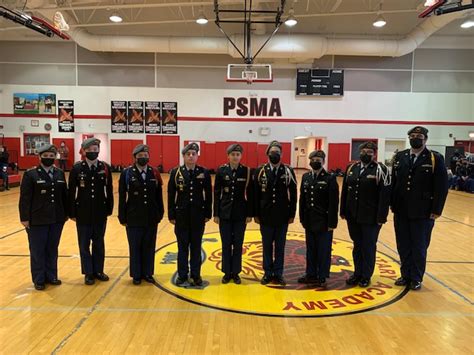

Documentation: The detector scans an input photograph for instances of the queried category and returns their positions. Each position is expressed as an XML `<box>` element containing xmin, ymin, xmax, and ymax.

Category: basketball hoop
<box><xmin>243</xmin><ymin>70</ymin><xmax>257</xmax><ymax>85</ymax></box>
<box><xmin>227</xmin><ymin>64</ymin><xmax>272</xmax><ymax>84</ymax></box>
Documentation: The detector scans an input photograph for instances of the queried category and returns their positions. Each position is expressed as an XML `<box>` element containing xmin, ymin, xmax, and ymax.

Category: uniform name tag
<box><xmin>237</xmin><ymin>178</ymin><xmax>246</xmax><ymax>182</ymax></box>
<box><xmin>196</xmin><ymin>173</ymin><xmax>205</xmax><ymax>179</ymax></box>
<box><xmin>57</xmin><ymin>180</ymin><xmax>65</xmax><ymax>183</ymax></box>
<box><xmin>41</xmin><ymin>190</ymin><xmax>46</xmax><ymax>194</ymax></box>
<box><xmin>36</xmin><ymin>180</ymin><xmax>46</xmax><ymax>184</ymax></box>
<box><xmin>97</xmin><ymin>171</ymin><xmax>105</xmax><ymax>175</ymax></box>
<box><xmin>317</xmin><ymin>181</ymin><xmax>327</xmax><ymax>185</ymax></box>
<box><xmin>366</xmin><ymin>175</ymin><xmax>376</xmax><ymax>179</ymax></box>
<box><xmin>421</xmin><ymin>164</ymin><xmax>433</xmax><ymax>168</ymax></box>
<box><xmin>134</xmin><ymin>191</ymin><xmax>139</xmax><ymax>195</ymax></box>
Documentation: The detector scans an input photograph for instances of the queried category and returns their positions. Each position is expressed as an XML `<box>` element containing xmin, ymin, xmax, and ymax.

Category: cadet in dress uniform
<box><xmin>340</xmin><ymin>142</ymin><xmax>391</xmax><ymax>288</ymax></box>
<box><xmin>68</xmin><ymin>138</ymin><xmax>114</xmax><ymax>285</ymax></box>
<box><xmin>391</xmin><ymin>126</ymin><xmax>448</xmax><ymax>290</ymax></box>
<box><xmin>214</xmin><ymin>143</ymin><xmax>253</xmax><ymax>284</ymax></box>
<box><xmin>118</xmin><ymin>144</ymin><xmax>164</xmax><ymax>285</ymax></box>
<box><xmin>19</xmin><ymin>144</ymin><xmax>68</xmax><ymax>290</ymax></box>
<box><xmin>254</xmin><ymin>141</ymin><xmax>297</xmax><ymax>286</ymax></box>
<box><xmin>168</xmin><ymin>143</ymin><xmax>212</xmax><ymax>287</ymax></box>
<box><xmin>298</xmin><ymin>150</ymin><xmax>339</xmax><ymax>287</ymax></box>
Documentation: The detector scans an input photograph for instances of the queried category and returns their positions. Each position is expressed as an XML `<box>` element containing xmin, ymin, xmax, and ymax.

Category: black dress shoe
<box><xmin>222</xmin><ymin>274</ymin><xmax>231</xmax><ymax>284</ymax></box>
<box><xmin>358</xmin><ymin>278</ymin><xmax>370</xmax><ymax>288</ymax></box>
<box><xmin>175</xmin><ymin>276</ymin><xmax>188</xmax><ymax>286</ymax></box>
<box><xmin>298</xmin><ymin>275</ymin><xmax>318</xmax><ymax>284</ymax></box>
<box><xmin>192</xmin><ymin>277</ymin><xmax>203</xmax><ymax>286</ymax></box>
<box><xmin>47</xmin><ymin>279</ymin><xmax>62</xmax><ymax>286</ymax></box>
<box><xmin>395</xmin><ymin>277</ymin><xmax>410</xmax><ymax>286</ymax></box>
<box><xmin>143</xmin><ymin>276</ymin><xmax>155</xmax><ymax>283</ymax></box>
<box><xmin>318</xmin><ymin>278</ymin><xmax>327</xmax><ymax>287</ymax></box>
<box><xmin>274</xmin><ymin>276</ymin><xmax>286</xmax><ymax>286</ymax></box>
<box><xmin>94</xmin><ymin>273</ymin><xmax>109</xmax><ymax>281</ymax></box>
<box><xmin>133</xmin><ymin>278</ymin><xmax>142</xmax><ymax>285</ymax></box>
<box><xmin>85</xmin><ymin>274</ymin><xmax>95</xmax><ymax>285</ymax></box>
<box><xmin>346</xmin><ymin>275</ymin><xmax>361</xmax><ymax>285</ymax></box>
<box><xmin>233</xmin><ymin>274</ymin><xmax>241</xmax><ymax>284</ymax></box>
<box><xmin>34</xmin><ymin>283</ymin><xmax>46</xmax><ymax>290</ymax></box>
<box><xmin>410</xmin><ymin>280</ymin><xmax>422</xmax><ymax>290</ymax></box>
<box><xmin>261</xmin><ymin>275</ymin><xmax>272</xmax><ymax>285</ymax></box>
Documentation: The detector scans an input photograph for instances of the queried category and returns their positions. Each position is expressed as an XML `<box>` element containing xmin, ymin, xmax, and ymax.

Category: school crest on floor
<box><xmin>155</xmin><ymin>230</ymin><xmax>408</xmax><ymax>317</ymax></box>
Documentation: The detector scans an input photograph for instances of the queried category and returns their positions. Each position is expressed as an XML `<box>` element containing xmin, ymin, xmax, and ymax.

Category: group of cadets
<box><xmin>19</xmin><ymin>125</ymin><xmax>448</xmax><ymax>292</ymax></box>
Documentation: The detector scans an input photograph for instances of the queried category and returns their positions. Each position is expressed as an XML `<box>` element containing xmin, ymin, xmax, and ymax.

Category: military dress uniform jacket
<box><xmin>168</xmin><ymin>165</ymin><xmax>212</xmax><ymax>228</ymax></box>
<box><xmin>19</xmin><ymin>166</ymin><xmax>68</xmax><ymax>226</ymax></box>
<box><xmin>254</xmin><ymin>163</ymin><xmax>297</xmax><ymax>227</ymax></box>
<box><xmin>213</xmin><ymin>164</ymin><xmax>254</xmax><ymax>221</ymax></box>
<box><xmin>391</xmin><ymin>148</ymin><xmax>448</xmax><ymax>219</ymax></box>
<box><xmin>299</xmin><ymin>169</ymin><xmax>339</xmax><ymax>233</ymax></box>
<box><xmin>118</xmin><ymin>165</ymin><xmax>164</xmax><ymax>227</ymax></box>
<box><xmin>340</xmin><ymin>161</ymin><xmax>391</xmax><ymax>225</ymax></box>
<box><xmin>68</xmin><ymin>160</ymin><xmax>114</xmax><ymax>224</ymax></box>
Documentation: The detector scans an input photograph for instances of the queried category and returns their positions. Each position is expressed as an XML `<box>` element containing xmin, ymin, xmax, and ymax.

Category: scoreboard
<box><xmin>296</xmin><ymin>69</ymin><xmax>344</xmax><ymax>96</ymax></box>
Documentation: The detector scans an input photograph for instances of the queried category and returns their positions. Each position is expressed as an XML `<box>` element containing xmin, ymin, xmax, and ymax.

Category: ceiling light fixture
<box><xmin>109</xmin><ymin>13</ymin><xmax>122</xmax><ymax>23</ymax></box>
<box><xmin>460</xmin><ymin>19</ymin><xmax>474</xmax><ymax>29</ymax></box>
<box><xmin>373</xmin><ymin>14</ymin><xmax>386</xmax><ymax>27</ymax></box>
<box><xmin>196</xmin><ymin>8</ymin><xmax>208</xmax><ymax>25</ymax></box>
<box><xmin>285</xmin><ymin>8</ymin><xmax>297</xmax><ymax>27</ymax></box>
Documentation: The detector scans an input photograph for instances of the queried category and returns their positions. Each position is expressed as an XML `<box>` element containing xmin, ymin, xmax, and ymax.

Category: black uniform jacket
<box><xmin>254</xmin><ymin>163</ymin><xmax>297</xmax><ymax>227</ymax></box>
<box><xmin>391</xmin><ymin>148</ymin><xmax>448</xmax><ymax>219</ymax></box>
<box><xmin>168</xmin><ymin>165</ymin><xmax>212</xmax><ymax>228</ymax></box>
<box><xmin>299</xmin><ymin>169</ymin><xmax>339</xmax><ymax>233</ymax></box>
<box><xmin>118</xmin><ymin>165</ymin><xmax>164</xmax><ymax>226</ymax></box>
<box><xmin>19</xmin><ymin>166</ymin><xmax>68</xmax><ymax>226</ymax></box>
<box><xmin>68</xmin><ymin>160</ymin><xmax>114</xmax><ymax>224</ymax></box>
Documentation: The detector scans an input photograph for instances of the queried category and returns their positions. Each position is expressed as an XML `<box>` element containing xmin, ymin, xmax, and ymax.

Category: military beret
<box><xmin>359</xmin><ymin>141</ymin><xmax>378</xmax><ymax>151</ymax></box>
<box><xmin>309</xmin><ymin>150</ymin><xmax>326</xmax><ymax>160</ymax></box>
<box><xmin>407</xmin><ymin>126</ymin><xmax>429</xmax><ymax>137</ymax></box>
<box><xmin>132</xmin><ymin>144</ymin><xmax>149</xmax><ymax>156</ymax></box>
<box><xmin>181</xmin><ymin>142</ymin><xmax>199</xmax><ymax>155</ymax></box>
<box><xmin>37</xmin><ymin>144</ymin><xmax>57</xmax><ymax>155</ymax></box>
<box><xmin>81</xmin><ymin>137</ymin><xmax>101</xmax><ymax>149</ymax></box>
<box><xmin>227</xmin><ymin>143</ymin><xmax>243</xmax><ymax>155</ymax></box>
<box><xmin>266</xmin><ymin>140</ymin><xmax>282</xmax><ymax>155</ymax></box>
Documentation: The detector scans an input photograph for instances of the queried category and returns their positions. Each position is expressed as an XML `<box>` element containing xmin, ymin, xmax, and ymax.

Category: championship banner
<box><xmin>161</xmin><ymin>102</ymin><xmax>178</xmax><ymax>134</ymax></box>
<box><xmin>111</xmin><ymin>101</ymin><xmax>127</xmax><ymax>133</ymax></box>
<box><xmin>58</xmin><ymin>100</ymin><xmax>74</xmax><ymax>132</ymax></box>
<box><xmin>145</xmin><ymin>101</ymin><xmax>161</xmax><ymax>134</ymax></box>
<box><xmin>127</xmin><ymin>101</ymin><xmax>145</xmax><ymax>133</ymax></box>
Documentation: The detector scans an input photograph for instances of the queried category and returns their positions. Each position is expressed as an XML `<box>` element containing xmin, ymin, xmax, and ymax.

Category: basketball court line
<box><xmin>378</xmin><ymin>240</ymin><xmax>474</xmax><ymax>305</ymax></box>
<box><xmin>0</xmin><ymin>228</ymin><xmax>24</xmax><ymax>240</ymax></box>
<box><xmin>0</xmin><ymin>305</ymin><xmax>472</xmax><ymax>318</ymax></box>
<box><xmin>50</xmin><ymin>223</ymin><xmax>166</xmax><ymax>354</ymax></box>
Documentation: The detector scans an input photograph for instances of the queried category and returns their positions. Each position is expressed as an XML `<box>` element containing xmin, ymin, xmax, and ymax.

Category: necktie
<box><xmin>410</xmin><ymin>154</ymin><xmax>416</xmax><ymax>167</ymax></box>
<box><xmin>49</xmin><ymin>170</ymin><xmax>54</xmax><ymax>180</ymax></box>
<box><xmin>91</xmin><ymin>165</ymin><xmax>96</xmax><ymax>173</ymax></box>
<box><xmin>232</xmin><ymin>169</ymin><xmax>236</xmax><ymax>178</ymax></box>
<box><xmin>141</xmin><ymin>170</ymin><xmax>147</xmax><ymax>181</ymax></box>
<box><xmin>189</xmin><ymin>169</ymin><xmax>194</xmax><ymax>178</ymax></box>
<box><xmin>272</xmin><ymin>167</ymin><xmax>277</xmax><ymax>180</ymax></box>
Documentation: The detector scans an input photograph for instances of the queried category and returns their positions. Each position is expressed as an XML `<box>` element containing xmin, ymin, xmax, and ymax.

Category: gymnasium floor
<box><xmin>0</xmin><ymin>171</ymin><xmax>472</xmax><ymax>354</ymax></box>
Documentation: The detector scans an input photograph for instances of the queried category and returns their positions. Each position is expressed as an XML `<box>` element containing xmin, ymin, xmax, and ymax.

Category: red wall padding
<box><xmin>328</xmin><ymin>143</ymin><xmax>350</xmax><ymax>171</ymax></box>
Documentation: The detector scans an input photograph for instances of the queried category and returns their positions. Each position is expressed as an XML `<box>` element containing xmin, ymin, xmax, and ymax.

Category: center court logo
<box><xmin>154</xmin><ymin>230</ymin><xmax>408</xmax><ymax>317</ymax></box>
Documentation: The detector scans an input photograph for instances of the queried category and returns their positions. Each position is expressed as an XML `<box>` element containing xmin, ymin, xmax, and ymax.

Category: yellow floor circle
<box><xmin>155</xmin><ymin>230</ymin><xmax>408</xmax><ymax>317</ymax></box>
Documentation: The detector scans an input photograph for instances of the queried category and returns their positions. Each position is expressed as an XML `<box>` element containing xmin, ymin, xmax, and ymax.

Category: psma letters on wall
<box><xmin>223</xmin><ymin>97</ymin><xmax>282</xmax><ymax>117</ymax></box>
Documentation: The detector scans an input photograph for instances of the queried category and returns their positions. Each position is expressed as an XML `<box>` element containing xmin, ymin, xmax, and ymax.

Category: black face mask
<box><xmin>41</xmin><ymin>158</ymin><xmax>55</xmax><ymax>167</ymax></box>
<box><xmin>409</xmin><ymin>138</ymin><xmax>423</xmax><ymax>149</ymax></box>
<box><xmin>360</xmin><ymin>153</ymin><xmax>373</xmax><ymax>164</ymax></box>
<box><xmin>137</xmin><ymin>157</ymin><xmax>149</xmax><ymax>167</ymax></box>
<box><xmin>86</xmin><ymin>152</ymin><xmax>99</xmax><ymax>161</ymax></box>
<box><xmin>268</xmin><ymin>152</ymin><xmax>281</xmax><ymax>165</ymax></box>
<box><xmin>310</xmin><ymin>161</ymin><xmax>322</xmax><ymax>170</ymax></box>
